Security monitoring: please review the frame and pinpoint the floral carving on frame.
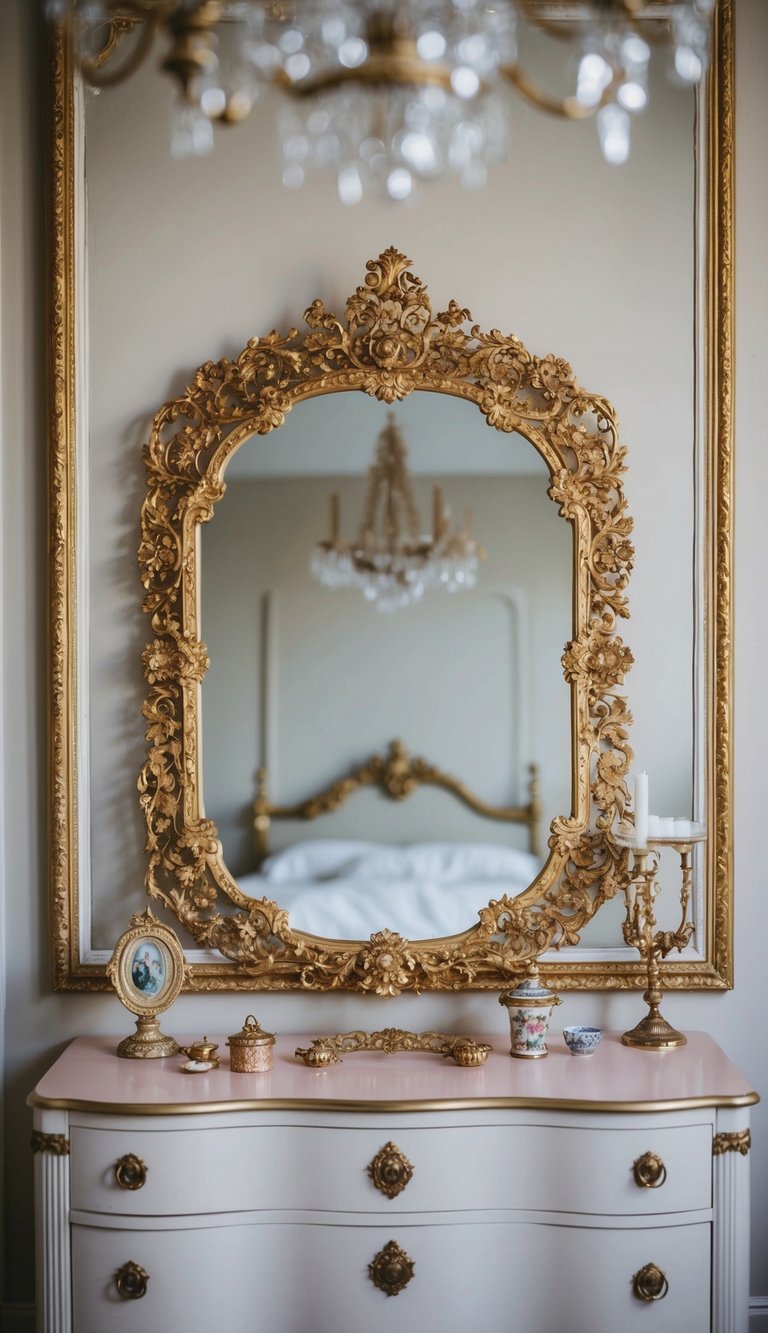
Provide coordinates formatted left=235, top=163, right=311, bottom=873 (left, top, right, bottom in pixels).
left=138, top=249, right=635, bottom=994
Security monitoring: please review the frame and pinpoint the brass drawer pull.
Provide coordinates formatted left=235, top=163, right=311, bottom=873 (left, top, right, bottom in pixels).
left=632, top=1263, right=669, bottom=1302
left=632, top=1151, right=667, bottom=1188
left=114, top=1153, right=148, bottom=1190
left=369, top=1240, right=414, bottom=1297
left=115, top=1261, right=149, bottom=1301
left=368, top=1143, right=414, bottom=1199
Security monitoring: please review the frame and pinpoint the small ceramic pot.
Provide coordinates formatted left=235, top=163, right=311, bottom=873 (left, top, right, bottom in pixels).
left=563, top=1026, right=603, bottom=1056
left=226, top=1016, right=276, bottom=1072
left=499, top=964, right=561, bottom=1059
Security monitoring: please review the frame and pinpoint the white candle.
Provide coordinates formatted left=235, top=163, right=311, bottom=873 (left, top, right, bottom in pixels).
left=634, top=771, right=649, bottom=847
left=673, top=818, right=691, bottom=839
left=660, top=817, right=675, bottom=837
left=647, top=814, right=662, bottom=838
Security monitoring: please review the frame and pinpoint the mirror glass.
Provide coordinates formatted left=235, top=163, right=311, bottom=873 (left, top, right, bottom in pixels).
left=50, top=6, right=733, bottom=988
left=201, top=392, right=570, bottom=939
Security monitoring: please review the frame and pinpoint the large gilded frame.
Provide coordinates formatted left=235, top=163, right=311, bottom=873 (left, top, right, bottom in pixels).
left=139, top=245, right=633, bottom=994
left=48, top=3, right=734, bottom=992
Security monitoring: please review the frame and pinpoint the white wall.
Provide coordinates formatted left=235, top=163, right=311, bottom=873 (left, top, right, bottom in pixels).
left=2, top=0, right=767, bottom=1318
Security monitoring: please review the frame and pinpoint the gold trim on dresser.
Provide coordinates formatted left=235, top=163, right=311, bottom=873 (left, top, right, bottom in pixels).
left=30, top=1131, right=70, bottom=1156
left=28, top=1091, right=760, bottom=1118
left=712, top=1129, right=751, bottom=1157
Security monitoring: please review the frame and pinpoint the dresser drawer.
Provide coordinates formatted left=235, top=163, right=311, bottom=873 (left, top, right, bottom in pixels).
left=72, top=1215, right=711, bottom=1333
left=70, top=1118, right=712, bottom=1218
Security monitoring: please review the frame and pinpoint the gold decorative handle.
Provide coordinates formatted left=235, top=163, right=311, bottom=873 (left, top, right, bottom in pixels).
left=368, top=1240, right=415, bottom=1297
left=632, top=1263, right=669, bottom=1302
left=114, top=1260, right=149, bottom=1300
left=114, top=1153, right=148, bottom=1190
left=632, top=1151, right=667, bottom=1189
left=368, top=1142, right=414, bottom=1199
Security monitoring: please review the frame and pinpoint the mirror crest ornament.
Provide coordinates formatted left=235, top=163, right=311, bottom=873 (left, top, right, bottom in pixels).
left=138, top=248, right=634, bottom=994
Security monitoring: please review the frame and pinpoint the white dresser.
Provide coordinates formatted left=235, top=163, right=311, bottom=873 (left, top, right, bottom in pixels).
left=30, top=1032, right=756, bottom=1333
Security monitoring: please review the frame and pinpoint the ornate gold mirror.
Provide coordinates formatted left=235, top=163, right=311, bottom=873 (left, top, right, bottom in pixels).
left=48, top=4, right=733, bottom=993
left=139, top=246, right=634, bottom=993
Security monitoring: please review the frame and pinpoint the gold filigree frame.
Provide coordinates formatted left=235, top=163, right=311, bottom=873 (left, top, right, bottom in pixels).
left=47, top=6, right=734, bottom=993
left=106, top=907, right=187, bottom=1018
left=137, top=245, right=634, bottom=993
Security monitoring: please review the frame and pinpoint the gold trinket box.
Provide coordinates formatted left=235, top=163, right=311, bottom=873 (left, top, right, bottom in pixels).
left=226, top=1016, right=276, bottom=1072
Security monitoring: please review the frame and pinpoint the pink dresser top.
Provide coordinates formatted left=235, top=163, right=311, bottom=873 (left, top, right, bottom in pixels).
left=29, top=1032, right=757, bottom=1116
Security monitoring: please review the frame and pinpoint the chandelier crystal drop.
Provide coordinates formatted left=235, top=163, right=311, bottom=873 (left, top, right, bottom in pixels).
left=56, top=1, right=717, bottom=199
left=310, top=415, right=486, bottom=613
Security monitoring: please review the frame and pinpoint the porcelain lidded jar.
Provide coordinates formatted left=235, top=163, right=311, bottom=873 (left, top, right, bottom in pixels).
left=226, top=1015, right=276, bottom=1073
left=499, top=964, right=561, bottom=1059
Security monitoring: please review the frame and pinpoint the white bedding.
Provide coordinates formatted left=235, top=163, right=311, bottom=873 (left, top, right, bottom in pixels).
left=239, top=840, right=540, bottom=938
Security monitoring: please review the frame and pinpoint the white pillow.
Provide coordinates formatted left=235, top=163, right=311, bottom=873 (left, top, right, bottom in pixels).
left=347, top=842, right=539, bottom=884
left=260, top=839, right=374, bottom=884
left=339, top=846, right=410, bottom=881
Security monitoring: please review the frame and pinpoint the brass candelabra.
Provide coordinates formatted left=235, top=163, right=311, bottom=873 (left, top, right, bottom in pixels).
left=617, top=833, right=703, bottom=1050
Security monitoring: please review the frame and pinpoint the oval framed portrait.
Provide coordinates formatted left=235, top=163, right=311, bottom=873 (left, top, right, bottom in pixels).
left=107, top=909, right=186, bottom=1018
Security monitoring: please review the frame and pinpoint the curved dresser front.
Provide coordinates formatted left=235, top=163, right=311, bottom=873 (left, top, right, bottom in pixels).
left=29, top=1032, right=757, bottom=1333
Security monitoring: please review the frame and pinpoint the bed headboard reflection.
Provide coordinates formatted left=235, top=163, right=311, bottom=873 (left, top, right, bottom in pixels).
left=253, top=739, right=541, bottom=864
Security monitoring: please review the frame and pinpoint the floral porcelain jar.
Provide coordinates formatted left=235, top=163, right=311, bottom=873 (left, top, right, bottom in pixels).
left=498, top=964, right=561, bottom=1059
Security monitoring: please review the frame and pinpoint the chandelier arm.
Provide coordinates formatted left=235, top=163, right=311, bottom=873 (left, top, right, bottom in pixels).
left=83, top=16, right=138, bottom=72
left=280, top=57, right=458, bottom=101
left=501, top=62, right=605, bottom=119
left=78, top=4, right=164, bottom=90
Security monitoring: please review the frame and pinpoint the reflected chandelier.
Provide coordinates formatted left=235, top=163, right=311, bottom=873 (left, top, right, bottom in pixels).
left=56, top=1, right=715, bottom=200
left=310, top=414, right=485, bottom=613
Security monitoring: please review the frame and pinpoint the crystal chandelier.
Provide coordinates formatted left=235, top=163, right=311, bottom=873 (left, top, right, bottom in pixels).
left=57, top=1, right=716, bottom=200
left=310, top=414, right=485, bottom=613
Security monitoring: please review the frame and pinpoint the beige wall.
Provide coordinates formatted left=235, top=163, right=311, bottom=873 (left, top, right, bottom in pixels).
left=2, top=0, right=767, bottom=1319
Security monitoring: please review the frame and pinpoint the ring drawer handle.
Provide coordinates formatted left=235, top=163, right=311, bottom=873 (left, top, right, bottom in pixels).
left=368, top=1240, right=415, bottom=1297
left=368, top=1143, right=414, bottom=1199
left=115, top=1261, right=149, bottom=1301
left=114, top=1153, right=148, bottom=1190
left=632, top=1263, right=669, bottom=1302
left=632, top=1151, right=667, bottom=1188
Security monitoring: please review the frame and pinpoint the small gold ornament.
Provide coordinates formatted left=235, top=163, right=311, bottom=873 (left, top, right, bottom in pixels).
left=107, top=908, right=188, bottom=1058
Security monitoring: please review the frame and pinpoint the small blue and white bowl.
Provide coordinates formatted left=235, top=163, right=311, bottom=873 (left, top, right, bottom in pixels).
left=563, top=1026, right=603, bottom=1056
